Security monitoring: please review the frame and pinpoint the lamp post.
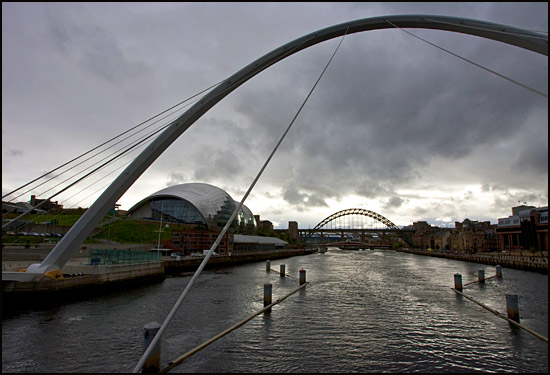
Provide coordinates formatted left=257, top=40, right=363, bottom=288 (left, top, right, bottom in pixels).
left=155, top=201, right=169, bottom=255
left=157, top=223, right=169, bottom=254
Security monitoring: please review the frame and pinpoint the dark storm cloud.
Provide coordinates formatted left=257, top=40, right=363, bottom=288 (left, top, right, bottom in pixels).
left=231, top=4, right=547, bottom=210
left=512, top=137, right=549, bottom=174
left=45, top=4, right=151, bottom=86
left=192, top=148, right=243, bottom=181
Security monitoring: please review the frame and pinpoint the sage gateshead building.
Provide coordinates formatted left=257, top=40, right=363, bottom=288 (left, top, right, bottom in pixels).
left=126, top=183, right=287, bottom=255
left=126, top=182, right=256, bottom=232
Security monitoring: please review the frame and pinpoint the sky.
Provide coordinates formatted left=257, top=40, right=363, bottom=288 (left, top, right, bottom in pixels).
left=2, top=2, right=548, bottom=230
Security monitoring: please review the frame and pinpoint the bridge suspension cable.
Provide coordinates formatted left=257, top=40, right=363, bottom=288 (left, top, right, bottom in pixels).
left=2, top=79, right=225, bottom=202
left=132, top=26, right=350, bottom=374
left=1, top=80, right=232, bottom=228
left=3, top=88, right=219, bottom=229
left=385, top=19, right=548, bottom=99
left=2, top=127, right=165, bottom=229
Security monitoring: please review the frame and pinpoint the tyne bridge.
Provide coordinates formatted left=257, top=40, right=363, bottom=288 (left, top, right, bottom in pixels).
left=299, top=208, right=414, bottom=249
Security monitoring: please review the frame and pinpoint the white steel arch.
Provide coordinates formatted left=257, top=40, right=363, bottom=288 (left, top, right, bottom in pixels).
left=7, top=14, right=547, bottom=281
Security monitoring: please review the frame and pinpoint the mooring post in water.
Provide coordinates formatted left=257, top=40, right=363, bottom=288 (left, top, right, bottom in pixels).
left=264, top=283, right=272, bottom=307
left=496, top=265, right=502, bottom=278
left=280, top=264, right=285, bottom=277
left=506, top=294, right=520, bottom=322
left=299, top=269, right=306, bottom=285
left=454, top=273, right=463, bottom=291
left=478, top=269, right=485, bottom=283
left=266, top=260, right=270, bottom=271
left=142, top=321, right=161, bottom=373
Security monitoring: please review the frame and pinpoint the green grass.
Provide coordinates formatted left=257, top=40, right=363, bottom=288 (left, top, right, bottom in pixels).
left=3, top=210, right=178, bottom=245
left=3, top=219, right=178, bottom=245
left=4, top=210, right=219, bottom=245
left=92, top=219, right=177, bottom=244
left=33, top=214, right=84, bottom=226
left=3, top=212, right=85, bottom=226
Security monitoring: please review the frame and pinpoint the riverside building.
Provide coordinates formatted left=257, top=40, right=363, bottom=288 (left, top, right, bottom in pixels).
left=127, top=182, right=287, bottom=255
left=496, top=205, right=548, bottom=252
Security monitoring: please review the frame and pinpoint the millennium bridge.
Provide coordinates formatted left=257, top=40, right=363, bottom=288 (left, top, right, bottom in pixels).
left=3, top=14, right=546, bottom=285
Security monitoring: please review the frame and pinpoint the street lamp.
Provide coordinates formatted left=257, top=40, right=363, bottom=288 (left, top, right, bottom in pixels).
left=156, top=223, right=169, bottom=254
left=154, top=201, right=170, bottom=255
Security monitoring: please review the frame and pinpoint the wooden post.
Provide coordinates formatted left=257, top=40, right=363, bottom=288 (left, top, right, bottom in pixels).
left=142, top=322, right=161, bottom=373
left=266, top=260, right=270, bottom=271
left=496, top=265, right=502, bottom=278
left=280, top=264, right=285, bottom=277
left=264, top=283, right=272, bottom=307
left=454, top=273, right=462, bottom=291
left=478, top=269, right=485, bottom=283
left=299, top=269, right=306, bottom=285
left=506, top=294, right=520, bottom=322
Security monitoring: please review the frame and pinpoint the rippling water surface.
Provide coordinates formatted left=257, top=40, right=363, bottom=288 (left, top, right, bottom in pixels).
left=2, top=249, right=548, bottom=373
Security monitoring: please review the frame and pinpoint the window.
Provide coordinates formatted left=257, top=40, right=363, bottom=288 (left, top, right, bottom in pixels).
left=151, top=199, right=206, bottom=225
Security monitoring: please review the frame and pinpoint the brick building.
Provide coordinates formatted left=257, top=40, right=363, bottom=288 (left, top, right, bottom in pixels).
left=496, top=206, right=548, bottom=252
left=448, top=219, right=497, bottom=253
left=412, top=219, right=496, bottom=253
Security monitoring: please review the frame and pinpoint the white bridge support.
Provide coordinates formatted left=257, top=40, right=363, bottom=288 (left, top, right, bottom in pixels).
left=4, top=15, right=547, bottom=282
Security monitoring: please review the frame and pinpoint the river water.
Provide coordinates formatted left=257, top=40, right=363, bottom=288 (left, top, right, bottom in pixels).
left=2, top=249, right=548, bottom=373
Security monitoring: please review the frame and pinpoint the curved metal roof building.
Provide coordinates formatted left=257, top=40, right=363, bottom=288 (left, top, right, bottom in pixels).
left=127, top=182, right=256, bottom=231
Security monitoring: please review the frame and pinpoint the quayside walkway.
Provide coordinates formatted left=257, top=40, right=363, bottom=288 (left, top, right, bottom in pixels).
left=2, top=247, right=317, bottom=300
left=395, top=248, right=548, bottom=274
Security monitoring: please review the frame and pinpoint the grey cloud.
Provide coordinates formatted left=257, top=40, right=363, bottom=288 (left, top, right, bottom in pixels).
left=231, top=11, right=547, bottom=208
left=282, top=184, right=330, bottom=210
left=491, top=189, right=548, bottom=217
left=384, top=196, right=405, bottom=209
left=4, top=150, right=24, bottom=157
left=512, top=138, right=549, bottom=174
left=166, top=172, right=188, bottom=186
left=192, top=149, right=243, bottom=181
left=45, top=4, right=150, bottom=86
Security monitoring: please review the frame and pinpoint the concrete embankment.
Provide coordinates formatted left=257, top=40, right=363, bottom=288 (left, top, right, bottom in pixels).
left=2, top=248, right=317, bottom=303
left=163, top=249, right=316, bottom=274
left=2, top=261, right=166, bottom=301
left=395, top=248, right=548, bottom=274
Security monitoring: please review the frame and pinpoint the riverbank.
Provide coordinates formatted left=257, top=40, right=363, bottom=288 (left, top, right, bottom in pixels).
left=394, top=248, right=548, bottom=274
left=1, top=247, right=317, bottom=304
left=162, top=248, right=316, bottom=274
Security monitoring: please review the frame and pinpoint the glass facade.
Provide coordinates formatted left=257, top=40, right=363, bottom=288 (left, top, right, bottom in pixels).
left=237, top=203, right=256, bottom=229
left=89, top=249, right=161, bottom=265
left=151, top=198, right=206, bottom=225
